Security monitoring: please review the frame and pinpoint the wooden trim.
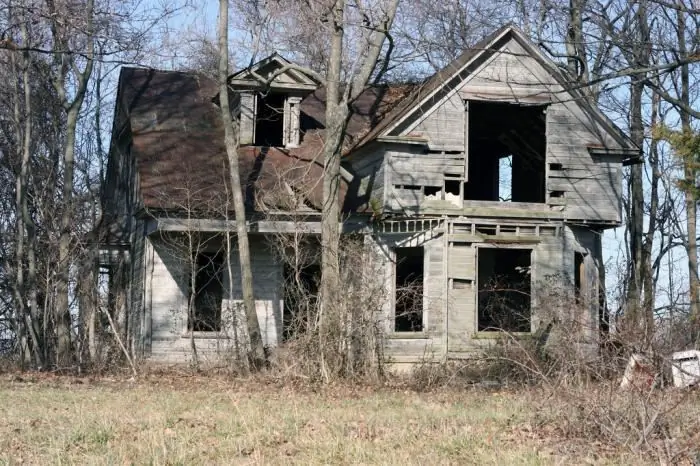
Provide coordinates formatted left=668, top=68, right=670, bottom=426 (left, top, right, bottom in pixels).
left=376, top=135, right=429, bottom=145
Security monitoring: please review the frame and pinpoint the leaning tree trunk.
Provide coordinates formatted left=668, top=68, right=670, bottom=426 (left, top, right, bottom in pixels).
left=217, top=0, right=266, bottom=367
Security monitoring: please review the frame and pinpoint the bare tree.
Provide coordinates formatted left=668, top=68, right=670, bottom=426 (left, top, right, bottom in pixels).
left=217, top=0, right=265, bottom=367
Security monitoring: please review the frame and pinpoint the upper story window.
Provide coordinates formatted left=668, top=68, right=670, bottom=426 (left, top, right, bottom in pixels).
left=255, top=92, right=285, bottom=147
left=229, top=53, right=320, bottom=148
left=464, top=101, right=547, bottom=204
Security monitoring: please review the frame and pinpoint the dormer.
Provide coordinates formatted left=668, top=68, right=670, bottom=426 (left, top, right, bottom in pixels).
left=229, top=54, right=320, bottom=148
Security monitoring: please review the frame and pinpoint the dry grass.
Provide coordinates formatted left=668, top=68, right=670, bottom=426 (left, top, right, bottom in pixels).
left=0, top=372, right=680, bottom=465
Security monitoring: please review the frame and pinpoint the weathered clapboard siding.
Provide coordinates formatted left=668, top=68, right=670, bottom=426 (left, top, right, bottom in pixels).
left=369, top=228, right=447, bottom=362
left=464, top=41, right=558, bottom=91
left=129, top=219, right=147, bottom=356
left=460, top=39, right=625, bottom=224
left=373, top=35, right=627, bottom=224
left=145, top=235, right=282, bottom=363
left=404, top=92, right=465, bottom=151
left=444, top=221, right=567, bottom=355
left=366, top=220, right=600, bottom=359
left=383, top=146, right=467, bottom=211
left=239, top=92, right=256, bottom=145
left=345, top=145, right=387, bottom=211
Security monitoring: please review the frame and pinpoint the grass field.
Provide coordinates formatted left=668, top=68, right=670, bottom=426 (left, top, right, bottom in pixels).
left=0, top=372, right=683, bottom=465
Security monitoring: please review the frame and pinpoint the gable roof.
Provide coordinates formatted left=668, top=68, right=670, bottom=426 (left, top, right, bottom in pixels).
left=229, top=53, right=321, bottom=90
left=353, top=24, right=638, bottom=153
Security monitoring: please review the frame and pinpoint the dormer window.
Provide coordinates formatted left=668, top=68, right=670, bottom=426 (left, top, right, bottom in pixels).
left=251, top=92, right=302, bottom=148
left=229, top=53, right=320, bottom=148
left=254, top=92, right=285, bottom=147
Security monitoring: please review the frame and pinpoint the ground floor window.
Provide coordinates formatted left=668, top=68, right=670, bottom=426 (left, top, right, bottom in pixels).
left=394, top=247, right=425, bottom=332
left=477, top=248, right=532, bottom=332
left=282, top=262, right=320, bottom=341
left=189, top=252, right=224, bottom=332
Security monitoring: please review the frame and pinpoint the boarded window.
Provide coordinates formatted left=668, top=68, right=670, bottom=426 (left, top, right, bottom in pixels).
left=395, top=247, right=424, bottom=332
left=478, top=248, right=531, bottom=332
left=189, top=252, right=224, bottom=332
left=464, top=102, right=546, bottom=203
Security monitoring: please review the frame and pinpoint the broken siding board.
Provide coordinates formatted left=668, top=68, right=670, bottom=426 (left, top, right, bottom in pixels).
left=392, top=172, right=445, bottom=186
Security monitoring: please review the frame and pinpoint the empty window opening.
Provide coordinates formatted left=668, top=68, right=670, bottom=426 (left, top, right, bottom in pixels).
left=574, top=252, right=585, bottom=303
left=395, top=247, right=424, bottom=332
left=189, top=252, right=224, bottom=332
left=499, top=155, right=513, bottom=201
left=550, top=163, right=563, bottom=171
left=254, top=92, right=285, bottom=146
left=445, top=179, right=461, bottom=196
left=282, top=262, right=321, bottom=341
left=464, top=101, right=546, bottom=203
left=424, top=186, right=441, bottom=199
left=475, top=225, right=497, bottom=236
left=478, top=248, right=532, bottom=332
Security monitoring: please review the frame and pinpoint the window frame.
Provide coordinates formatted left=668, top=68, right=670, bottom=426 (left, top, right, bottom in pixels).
left=185, top=250, right=225, bottom=335
left=391, top=245, right=428, bottom=335
left=475, top=244, right=535, bottom=336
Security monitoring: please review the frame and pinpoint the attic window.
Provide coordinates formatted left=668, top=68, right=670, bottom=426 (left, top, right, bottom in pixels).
left=464, top=101, right=546, bottom=203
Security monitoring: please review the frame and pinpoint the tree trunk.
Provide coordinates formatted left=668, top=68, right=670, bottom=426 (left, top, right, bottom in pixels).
left=676, top=9, right=700, bottom=341
left=318, top=0, right=346, bottom=381
left=624, top=0, right=651, bottom=340
left=49, top=0, right=96, bottom=368
left=217, top=0, right=266, bottom=367
left=55, top=108, right=80, bottom=367
left=641, top=90, right=661, bottom=327
left=12, top=18, right=43, bottom=368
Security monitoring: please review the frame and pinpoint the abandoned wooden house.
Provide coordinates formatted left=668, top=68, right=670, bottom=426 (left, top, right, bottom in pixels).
left=100, top=25, right=638, bottom=364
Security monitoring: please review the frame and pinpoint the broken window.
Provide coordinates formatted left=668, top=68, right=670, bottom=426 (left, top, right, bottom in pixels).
left=189, top=252, right=224, bottom=332
left=254, top=92, right=285, bottom=147
left=395, top=247, right=424, bottom=332
left=464, top=101, right=546, bottom=203
left=282, top=262, right=320, bottom=341
left=478, top=248, right=532, bottom=332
